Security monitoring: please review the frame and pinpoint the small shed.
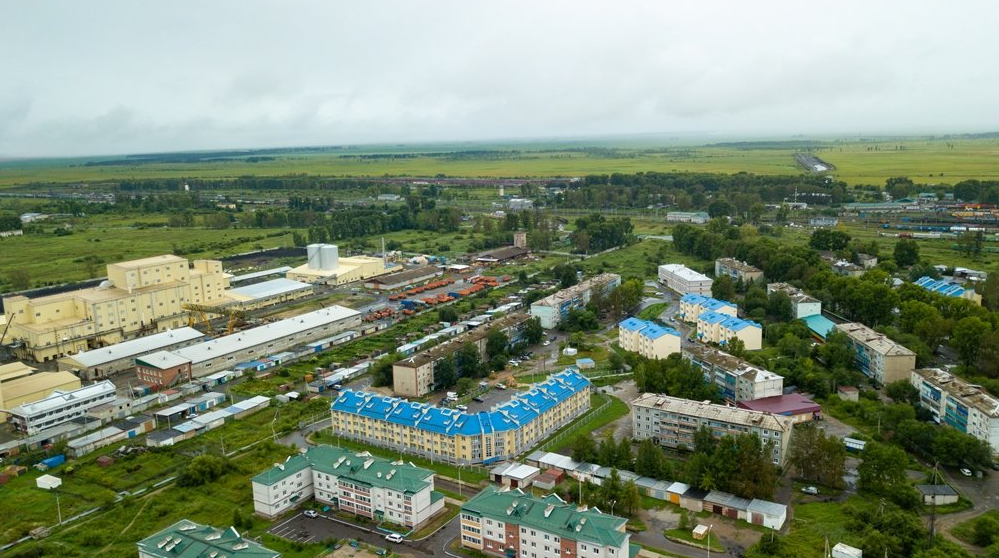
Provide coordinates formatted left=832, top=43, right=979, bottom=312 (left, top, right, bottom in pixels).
left=747, top=499, right=787, bottom=530
left=635, top=477, right=670, bottom=500
left=533, top=472, right=558, bottom=491
left=96, top=455, right=115, bottom=468
left=490, top=462, right=541, bottom=489
left=575, top=358, right=595, bottom=370
left=563, top=347, right=578, bottom=356
left=703, top=490, right=751, bottom=520
left=837, top=385, right=859, bottom=402
left=36, top=474, right=62, bottom=490
left=916, top=484, right=959, bottom=506
left=692, top=524, right=709, bottom=540
left=831, top=542, right=863, bottom=558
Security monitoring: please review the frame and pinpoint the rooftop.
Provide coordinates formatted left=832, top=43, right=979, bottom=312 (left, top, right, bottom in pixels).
left=490, top=462, right=541, bottom=480
left=914, top=276, right=968, bottom=298
left=802, top=314, right=836, bottom=338
left=137, top=350, right=192, bottom=370
left=716, top=258, right=762, bottom=274
left=697, top=311, right=761, bottom=332
left=172, top=305, right=360, bottom=364
left=913, top=368, right=999, bottom=417
left=9, top=380, right=116, bottom=417
left=532, top=274, right=621, bottom=309
left=682, top=345, right=783, bottom=383
left=915, top=484, right=958, bottom=496
left=463, top=487, right=628, bottom=548
left=658, top=264, right=710, bottom=283
left=835, top=323, right=916, bottom=357
left=136, top=519, right=280, bottom=558
left=395, top=313, right=528, bottom=368
left=0, top=370, right=81, bottom=402
left=766, top=283, right=820, bottom=306
left=632, top=393, right=795, bottom=433
left=64, top=327, right=205, bottom=368
left=225, top=278, right=312, bottom=301
left=618, top=318, right=680, bottom=340
left=476, top=246, right=529, bottom=262
left=230, top=266, right=293, bottom=283
left=253, top=445, right=434, bottom=494
left=737, top=393, right=821, bottom=415
left=332, top=369, right=591, bottom=437
left=365, top=266, right=440, bottom=286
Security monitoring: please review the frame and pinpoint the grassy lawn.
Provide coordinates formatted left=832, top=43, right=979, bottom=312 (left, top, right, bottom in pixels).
left=664, top=528, right=724, bottom=551
left=544, top=393, right=630, bottom=453
left=764, top=496, right=878, bottom=558
left=409, top=503, right=460, bottom=539
left=950, top=509, right=999, bottom=546
left=930, top=496, right=973, bottom=515
left=637, top=303, right=669, bottom=321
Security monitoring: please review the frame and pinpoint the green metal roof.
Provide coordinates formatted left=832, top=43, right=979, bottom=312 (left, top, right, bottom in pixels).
left=462, top=487, right=629, bottom=549
left=136, top=519, right=280, bottom=558
left=252, top=445, right=433, bottom=494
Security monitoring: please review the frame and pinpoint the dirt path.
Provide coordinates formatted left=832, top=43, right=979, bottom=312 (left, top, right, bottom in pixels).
left=100, top=494, right=155, bottom=553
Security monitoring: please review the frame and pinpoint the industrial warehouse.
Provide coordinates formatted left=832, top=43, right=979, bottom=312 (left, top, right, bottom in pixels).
left=330, top=370, right=592, bottom=464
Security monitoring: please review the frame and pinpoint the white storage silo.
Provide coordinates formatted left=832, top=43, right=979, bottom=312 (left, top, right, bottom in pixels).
left=307, top=244, right=322, bottom=270
left=319, top=244, right=339, bottom=270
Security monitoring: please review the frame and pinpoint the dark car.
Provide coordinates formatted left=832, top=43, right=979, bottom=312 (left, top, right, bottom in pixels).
left=472, top=396, right=485, bottom=403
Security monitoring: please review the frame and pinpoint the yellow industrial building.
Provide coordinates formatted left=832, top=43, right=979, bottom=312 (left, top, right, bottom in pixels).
left=0, top=362, right=81, bottom=423
left=2, top=255, right=229, bottom=362
left=286, top=244, right=400, bottom=285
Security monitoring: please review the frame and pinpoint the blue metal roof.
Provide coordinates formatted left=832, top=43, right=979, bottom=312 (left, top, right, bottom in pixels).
left=619, top=317, right=648, bottom=332
left=680, top=293, right=707, bottom=304
left=698, top=311, right=730, bottom=325
left=802, top=314, right=836, bottom=339
left=641, top=322, right=680, bottom=340
left=701, top=298, right=736, bottom=312
left=915, top=276, right=966, bottom=297
left=722, top=316, right=761, bottom=332
left=330, top=369, right=591, bottom=438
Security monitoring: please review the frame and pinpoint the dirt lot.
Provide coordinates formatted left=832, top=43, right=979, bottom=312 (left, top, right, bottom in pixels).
left=593, top=379, right=639, bottom=440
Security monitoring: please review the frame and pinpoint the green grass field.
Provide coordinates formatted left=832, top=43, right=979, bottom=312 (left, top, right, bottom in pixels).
left=3, top=136, right=999, bottom=188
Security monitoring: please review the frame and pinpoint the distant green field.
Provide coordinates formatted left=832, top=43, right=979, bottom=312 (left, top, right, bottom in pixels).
left=2, top=136, right=999, bottom=187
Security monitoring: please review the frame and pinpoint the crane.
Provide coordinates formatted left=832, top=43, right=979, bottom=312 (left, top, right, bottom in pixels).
left=183, top=303, right=246, bottom=335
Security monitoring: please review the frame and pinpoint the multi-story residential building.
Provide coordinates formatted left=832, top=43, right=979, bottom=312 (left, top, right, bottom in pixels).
left=765, top=283, right=821, bottom=319
left=658, top=264, right=712, bottom=296
left=632, top=393, right=795, bottom=465
left=678, top=294, right=737, bottom=321
left=666, top=211, right=710, bottom=224
left=7, top=380, right=117, bottom=435
left=911, top=368, right=999, bottom=454
left=618, top=318, right=681, bottom=360
left=914, top=276, right=982, bottom=303
left=695, top=312, right=762, bottom=351
left=834, top=323, right=916, bottom=385
left=460, top=487, right=630, bottom=558
left=331, top=370, right=591, bottom=464
left=2, top=255, right=229, bottom=362
left=682, top=345, right=783, bottom=403
left=137, top=519, right=280, bottom=558
left=394, top=313, right=529, bottom=397
left=715, top=258, right=764, bottom=284
left=530, top=274, right=621, bottom=329
left=252, top=445, right=446, bottom=527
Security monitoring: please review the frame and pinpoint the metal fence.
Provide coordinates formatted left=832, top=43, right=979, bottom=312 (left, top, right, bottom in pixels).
left=536, top=392, right=612, bottom=452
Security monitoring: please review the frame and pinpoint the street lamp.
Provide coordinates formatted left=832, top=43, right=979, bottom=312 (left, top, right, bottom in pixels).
left=706, top=524, right=714, bottom=558
left=609, top=500, right=617, bottom=516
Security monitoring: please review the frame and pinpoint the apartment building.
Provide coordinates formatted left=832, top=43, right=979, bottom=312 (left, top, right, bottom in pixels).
left=666, top=211, right=710, bottom=224
left=618, top=318, right=680, bottom=360
left=715, top=258, right=764, bottom=284
left=695, top=312, right=762, bottom=351
left=393, top=313, right=529, bottom=397
left=3, top=255, right=228, bottom=362
left=137, top=519, right=280, bottom=558
left=834, top=323, right=916, bottom=385
left=632, top=393, right=795, bottom=465
left=7, top=380, right=117, bottom=435
left=682, top=345, right=783, bottom=403
left=252, top=445, right=445, bottom=527
left=530, top=274, right=621, bottom=329
left=911, top=368, right=999, bottom=453
left=331, top=370, right=591, bottom=464
left=678, top=294, right=737, bottom=321
left=460, top=487, right=630, bottom=558
left=658, top=264, right=712, bottom=296
left=765, top=283, right=821, bottom=319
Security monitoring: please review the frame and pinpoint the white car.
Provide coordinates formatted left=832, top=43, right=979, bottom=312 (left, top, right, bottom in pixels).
left=960, top=468, right=973, bottom=477
left=543, top=341, right=551, bottom=346
left=303, top=510, right=319, bottom=518
left=385, top=533, right=404, bottom=543
left=801, top=486, right=818, bottom=495
left=456, top=405, right=468, bottom=411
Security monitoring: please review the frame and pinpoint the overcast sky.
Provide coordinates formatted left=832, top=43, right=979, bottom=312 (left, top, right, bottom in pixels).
left=1, top=1, right=996, bottom=157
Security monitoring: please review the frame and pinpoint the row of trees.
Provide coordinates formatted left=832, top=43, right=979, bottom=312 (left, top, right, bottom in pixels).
left=570, top=214, right=635, bottom=254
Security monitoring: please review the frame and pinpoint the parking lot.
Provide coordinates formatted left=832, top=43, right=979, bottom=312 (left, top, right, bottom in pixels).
left=268, top=511, right=391, bottom=548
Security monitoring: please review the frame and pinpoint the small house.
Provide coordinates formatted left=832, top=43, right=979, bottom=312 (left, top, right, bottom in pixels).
left=916, top=484, right=959, bottom=506
left=832, top=542, right=863, bottom=558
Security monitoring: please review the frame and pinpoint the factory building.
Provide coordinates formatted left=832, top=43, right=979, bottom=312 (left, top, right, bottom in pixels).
left=0, top=362, right=81, bottom=423
left=252, top=446, right=446, bottom=528
left=2, top=255, right=229, bottom=362
left=57, top=326, right=205, bottom=380
left=632, top=393, right=795, bottom=465
left=364, top=266, right=443, bottom=291
left=658, top=264, right=712, bottom=296
left=286, top=243, right=400, bottom=285
left=134, top=305, right=362, bottom=382
left=682, top=345, right=784, bottom=403
left=221, top=278, right=314, bottom=310
left=530, top=274, right=621, bottom=329
left=331, top=370, right=591, bottom=465
left=393, top=313, right=529, bottom=397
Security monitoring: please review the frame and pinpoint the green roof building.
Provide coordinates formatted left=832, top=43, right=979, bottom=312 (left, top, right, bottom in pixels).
left=251, top=445, right=445, bottom=529
left=137, top=519, right=280, bottom=558
left=460, top=487, right=630, bottom=558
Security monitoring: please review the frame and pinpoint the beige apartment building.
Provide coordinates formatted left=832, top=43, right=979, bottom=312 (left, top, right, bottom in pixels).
left=2, top=255, right=229, bottom=362
left=834, top=322, right=916, bottom=385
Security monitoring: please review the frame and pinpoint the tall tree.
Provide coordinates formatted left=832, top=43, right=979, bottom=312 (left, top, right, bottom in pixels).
left=893, top=239, right=920, bottom=267
left=858, top=442, right=908, bottom=494
left=711, top=274, right=736, bottom=301
left=951, top=316, right=992, bottom=367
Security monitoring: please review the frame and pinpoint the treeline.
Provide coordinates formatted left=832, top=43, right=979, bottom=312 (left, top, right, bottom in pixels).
left=570, top=214, right=634, bottom=253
